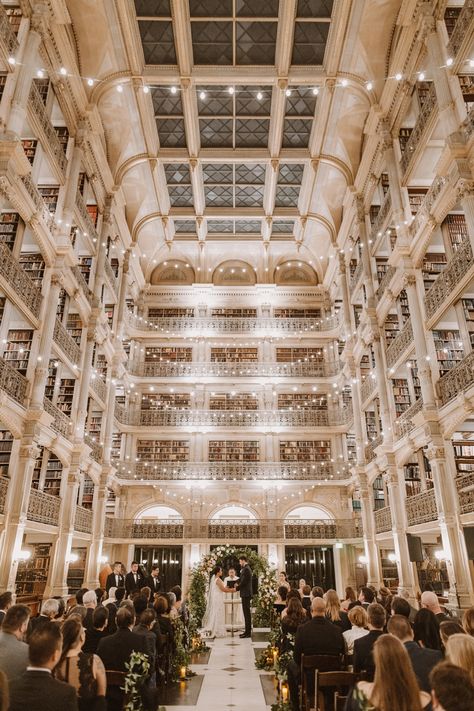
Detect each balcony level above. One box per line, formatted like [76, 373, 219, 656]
[127, 360, 342, 381]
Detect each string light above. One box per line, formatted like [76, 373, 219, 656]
[257, 91, 263, 100]
[59, 67, 67, 76]
[87, 77, 94, 86]
[366, 81, 373, 91]
[170, 86, 177, 94]
[285, 88, 292, 96]
[143, 85, 149, 94]
[8, 56, 15, 65]
[395, 72, 402, 81]
[116, 84, 123, 93]
[228, 86, 234, 95]
[446, 57, 453, 67]
[36, 69, 45, 79]
[418, 71, 425, 81]
[312, 87, 319, 95]
[199, 90, 206, 100]
[341, 78, 348, 87]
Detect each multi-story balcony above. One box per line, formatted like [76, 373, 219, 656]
[400, 83, 437, 177]
[53, 318, 81, 367]
[116, 407, 352, 429]
[90, 375, 107, 404]
[424, 238, 473, 324]
[375, 266, 396, 301]
[71, 266, 94, 306]
[0, 356, 28, 405]
[365, 434, 383, 463]
[84, 434, 102, 464]
[126, 312, 340, 336]
[437, 351, 474, 406]
[113, 460, 351, 483]
[104, 259, 119, 297]
[386, 319, 413, 369]
[349, 261, 364, 294]
[360, 376, 376, 405]
[394, 399, 423, 439]
[0, 3, 19, 65]
[406, 489, 438, 526]
[74, 505, 93, 534]
[43, 398, 72, 438]
[104, 516, 362, 541]
[409, 176, 449, 242]
[28, 81, 67, 178]
[370, 192, 392, 244]
[27, 489, 60, 526]
[459, 488, 474, 514]
[374, 506, 392, 533]
[128, 360, 341, 379]
[447, 0, 474, 64]
[74, 192, 99, 245]
[0, 243, 43, 321]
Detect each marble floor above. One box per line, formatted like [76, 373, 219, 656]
[165, 632, 275, 710]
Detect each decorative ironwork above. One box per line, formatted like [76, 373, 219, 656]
[104, 259, 118, 296]
[375, 506, 392, 533]
[410, 176, 448, 238]
[394, 398, 423, 439]
[0, 3, 19, 59]
[360, 376, 376, 404]
[71, 266, 94, 305]
[464, 105, 474, 139]
[406, 489, 437, 526]
[447, 0, 474, 60]
[400, 84, 437, 175]
[0, 355, 27, 405]
[21, 174, 48, 217]
[84, 434, 102, 463]
[90, 376, 107, 403]
[74, 505, 93, 533]
[53, 318, 81, 365]
[75, 193, 99, 242]
[43, 398, 72, 437]
[130, 360, 341, 378]
[349, 260, 364, 293]
[370, 192, 392, 242]
[0, 243, 42, 318]
[376, 266, 396, 300]
[438, 350, 474, 405]
[113, 460, 350, 482]
[0, 476, 8, 514]
[456, 471, 474, 492]
[424, 238, 473, 321]
[365, 434, 383, 462]
[386, 319, 413, 368]
[28, 82, 67, 175]
[27, 489, 60, 526]
[459, 488, 474, 514]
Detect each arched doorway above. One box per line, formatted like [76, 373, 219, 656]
[133, 505, 184, 590]
[209, 506, 259, 581]
[283, 504, 336, 590]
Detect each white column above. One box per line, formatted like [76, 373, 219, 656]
[44, 468, 79, 597]
[358, 472, 382, 588]
[403, 275, 437, 409]
[30, 274, 63, 409]
[84, 480, 108, 589]
[6, 15, 44, 134]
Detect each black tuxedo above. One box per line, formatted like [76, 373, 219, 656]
[144, 574, 162, 594]
[9, 669, 78, 711]
[353, 629, 384, 680]
[125, 570, 145, 596]
[97, 628, 148, 711]
[404, 640, 443, 692]
[106, 572, 125, 592]
[238, 563, 253, 635]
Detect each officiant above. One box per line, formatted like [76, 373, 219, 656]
[223, 568, 244, 630]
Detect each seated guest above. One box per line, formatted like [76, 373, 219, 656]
[133, 608, 157, 684]
[387, 614, 442, 692]
[83, 590, 97, 631]
[325, 589, 350, 631]
[95, 589, 105, 606]
[66, 606, 87, 624]
[287, 596, 344, 710]
[297, 579, 306, 598]
[346, 634, 431, 710]
[377, 585, 392, 613]
[462, 606, 474, 636]
[0, 669, 7, 711]
[9, 624, 78, 711]
[445, 633, 474, 682]
[414, 608, 442, 651]
[0, 592, 13, 626]
[439, 620, 465, 648]
[97, 607, 147, 711]
[133, 594, 148, 620]
[75, 588, 88, 606]
[353, 602, 385, 680]
[340, 585, 356, 611]
[83, 607, 109, 654]
[357, 586, 375, 609]
[153, 595, 174, 648]
[278, 572, 291, 591]
[280, 598, 308, 651]
[0, 604, 30, 681]
[104, 587, 125, 634]
[274, 585, 288, 615]
[166, 592, 178, 619]
[140, 586, 152, 608]
[125, 561, 144, 597]
[421, 591, 449, 624]
[281, 589, 301, 619]
[52, 597, 66, 623]
[27, 598, 59, 640]
[343, 605, 369, 655]
[310, 586, 324, 600]
[56, 617, 106, 711]
[300, 585, 311, 613]
[105, 562, 124, 593]
[429, 661, 474, 711]
[391, 595, 412, 620]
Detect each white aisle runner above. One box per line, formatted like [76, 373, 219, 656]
[170, 635, 271, 711]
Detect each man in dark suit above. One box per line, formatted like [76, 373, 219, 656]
[144, 564, 162, 595]
[0, 590, 13, 626]
[9, 623, 78, 711]
[97, 606, 148, 710]
[388, 614, 443, 692]
[125, 560, 145, 596]
[26, 598, 59, 641]
[106, 561, 125, 593]
[287, 596, 344, 711]
[353, 602, 385, 681]
[235, 555, 252, 638]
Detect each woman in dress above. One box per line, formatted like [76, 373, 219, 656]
[278, 572, 291, 591]
[341, 586, 357, 612]
[413, 608, 442, 651]
[201, 566, 234, 638]
[325, 589, 351, 632]
[343, 605, 369, 656]
[446, 633, 474, 682]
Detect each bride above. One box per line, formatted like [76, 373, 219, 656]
[201, 565, 234, 638]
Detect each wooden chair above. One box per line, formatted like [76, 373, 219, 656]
[315, 671, 356, 711]
[334, 692, 349, 711]
[105, 670, 128, 711]
[106, 670, 127, 687]
[300, 654, 343, 711]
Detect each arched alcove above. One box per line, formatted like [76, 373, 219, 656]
[135, 504, 184, 521]
[212, 260, 256, 286]
[284, 504, 333, 521]
[210, 504, 257, 521]
[150, 260, 195, 285]
[274, 260, 318, 286]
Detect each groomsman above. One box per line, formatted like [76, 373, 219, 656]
[144, 564, 162, 595]
[125, 561, 145, 596]
[105, 561, 125, 593]
[236, 555, 253, 638]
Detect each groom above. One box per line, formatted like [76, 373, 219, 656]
[236, 555, 252, 638]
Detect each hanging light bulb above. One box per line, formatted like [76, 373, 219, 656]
[59, 67, 67, 76]
[87, 77, 94, 86]
[366, 81, 373, 91]
[285, 88, 292, 97]
[312, 87, 319, 95]
[418, 72, 425, 81]
[199, 90, 206, 100]
[228, 86, 235, 95]
[170, 86, 177, 94]
[143, 85, 149, 93]
[256, 91, 263, 100]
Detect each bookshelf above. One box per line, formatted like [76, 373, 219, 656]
[210, 347, 258, 363]
[56, 289, 67, 319]
[32, 446, 44, 490]
[5, 6, 22, 34]
[38, 186, 60, 215]
[462, 299, 474, 348]
[432, 329, 463, 375]
[78, 173, 86, 195]
[399, 127, 413, 153]
[22, 139, 38, 165]
[209, 393, 258, 410]
[15, 543, 51, 599]
[94, 353, 108, 379]
[211, 308, 257, 318]
[381, 172, 389, 195]
[43, 454, 62, 496]
[141, 393, 190, 411]
[136, 440, 190, 462]
[0, 74, 6, 104]
[369, 205, 380, 225]
[458, 75, 474, 109]
[0, 212, 21, 250]
[346, 432, 356, 462]
[422, 253, 447, 291]
[57, 379, 75, 417]
[208, 440, 259, 462]
[33, 78, 49, 103]
[353, 304, 362, 327]
[148, 307, 194, 318]
[279, 440, 331, 462]
[0, 429, 13, 477]
[404, 458, 422, 497]
[277, 393, 327, 411]
[444, 214, 467, 251]
[392, 378, 411, 416]
[384, 314, 400, 345]
[0, 298, 5, 326]
[18, 252, 45, 286]
[145, 347, 192, 363]
[105, 488, 116, 516]
[276, 347, 322, 363]
[45, 360, 58, 401]
[66, 314, 83, 345]
[373, 475, 385, 510]
[86, 204, 98, 227]
[66, 547, 86, 594]
[4, 329, 33, 374]
[452, 441, 474, 478]
[407, 188, 428, 213]
[79, 256, 93, 285]
[407, 360, 421, 400]
[399, 290, 409, 323]
[87, 411, 102, 439]
[54, 126, 69, 152]
[375, 258, 388, 282]
[360, 354, 370, 381]
[80, 474, 94, 509]
[111, 431, 123, 460]
[105, 305, 114, 328]
[444, 6, 462, 37]
[274, 307, 322, 318]
[365, 410, 378, 440]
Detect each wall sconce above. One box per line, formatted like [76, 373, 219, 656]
[16, 549, 31, 562]
[388, 553, 398, 563]
[434, 549, 448, 561]
[358, 555, 368, 564]
[67, 553, 79, 563]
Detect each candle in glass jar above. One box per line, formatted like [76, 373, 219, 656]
[180, 666, 187, 680]
[272, 648, 278, 664]
[281, 683, 289, 702]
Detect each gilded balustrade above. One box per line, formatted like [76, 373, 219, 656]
[0, 356, 28, 404]
[406, 489, 438, 526]
[28, 82, 67, 175]
[386, 319, 413, 369]
[349, 261, 364, 293]
[90, 375, 107, 403]
[360, 376, 376, 404]
[374, 506, 392, 533]
[375, 266, 396, 300]
[424, 239, 473, 321]
[75, 193, 99, 242]
[53, 318, 81, 366]
[131, 360, 341, 378]
[447, 0, 474, 60]
[27, 489, 61, 525]
[43, 398, 72, 437]
[0, 476, 8, 514]
[0, 3, 19, 59]
[84, 434, 102, 463]
[74, 505, 93, 533]
[400, 84, 437, 175]
[459, 488, 474, 514]
[370, 192, 392, 242]
[394, 399, 423, 439]
[437, 351, 474, 405]
[119, 408, 351, 428]
[104, 259, 119, 296]
[365, 434, 384, 462]
[0, 243, 42, 318]
[71, 266, 94, 305]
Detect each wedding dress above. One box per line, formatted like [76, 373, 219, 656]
[201, 575, 227, 638]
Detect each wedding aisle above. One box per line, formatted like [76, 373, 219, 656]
[166, 634, 274, 711]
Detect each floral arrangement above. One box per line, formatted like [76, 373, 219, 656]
[123, 651, 150, 711]
[170, 616, 193, 682]
[270, 701, 292, 711]
[255, 627, 281, 670]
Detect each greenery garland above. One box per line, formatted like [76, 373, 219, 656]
[123, 651, 151, 711]
[188, 544, 277, 629]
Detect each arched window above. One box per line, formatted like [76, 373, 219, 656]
[210, 505, 257, 521]
[135, 505, 183, 521]
[284, 504, 332, 521]
[150, 260, 195, 285]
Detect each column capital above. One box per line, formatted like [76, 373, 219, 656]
[456, 179, 474, 202]
[19, 444, 40, 461]
[338, 252, 346, 273]
[417, 2, 437, 39]
[425, 444, 445, 461]
[355, 194, 366, 222]
[377, 119, 393, 151]
[403, 273, 417, 288]
[30, 2, 51, 36]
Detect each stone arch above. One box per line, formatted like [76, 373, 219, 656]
[133, 503, 184, 521]
[150, 260, 195, 285]
[274, 260, 318, 286]
[283, 503, 335, 520]
[208, 503, 259, 521]
[212, 260, 256, 286]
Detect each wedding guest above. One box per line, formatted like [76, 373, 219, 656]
[343, 605, 369, 655]
[140, 586, 152, 607]
[170, 586, 183, 613]
[414, 608, 442, 651]
[421, 591, 449, 624]
[166, 592, 178, 619]
[125, 561, 144, 597]
[144, 564, 162, 595]
[357, 586, 375, 609]
[391, 595, 412, 619]
[56, 617, 106, 711]
[0, 592, 13, 627]
[75, 588, 88, 606]
[300, 585, 311, 613]
[94, 589, 105, 606]
[278, 572, 291, 591]
[445, 633, 474, 682]
[345, 635, 431, 710]
[153, 596, 175, 647]
[377, 585, 393, 615]
[104, 587, 124, 634]
[27, 598, 59, 640]
[311, 585, 324, 599]
[353, 602, 385, 681]
[83, 606, 109, 654]
[429, 662, 474, 711]
[439, 620, 465, 647]
[105, 562, 124, 593]
[0, 604, 30, 681]
[9, 624, 78, 711]
[0, 670, 7, 711]
[388, 614, 442, 692]
[281, 598, 308, 638]
[133, 609, 157, 682]
[83, 590, 97, 631]
[133, 594, 148, 620]
[340, 585, 356, 611]
[274, 586, 288, 616]
[325, 588, 350, 631]
[281, 590, 301, 619]
[52, 597, 66, 623]
[66, 606, 87, 624]
[462, 606, 474, 636]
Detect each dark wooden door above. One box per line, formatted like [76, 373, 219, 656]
[134, 545, 183, 590]
[284, 546, 335, 590]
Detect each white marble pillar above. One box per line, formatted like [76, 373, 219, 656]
[84, 481, 108, 589]
[403, 275, 437, 409]
[358, 472, 382, 588]
[44, 468, 80, 597]
[6, 15, 44, 135]
[30, 273, 63, 409]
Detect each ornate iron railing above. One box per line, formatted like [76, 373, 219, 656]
[20, 174, 49, 219]
[53, 318, 81, 366]
[27, 489, 61, 525]
[74, 505, 93, 533]
[28, 82, 67, 175]
[365, 434, 384, 462]
[400, 83, 437, 175]
[112, 460, 350, 482]
[0, 243, 42, 318]
[410, 176, 449, 238]
[424, 238, 473, 321]
[456, 471, 474, 492]
[465, 105, 474, 140]
[0, 356, 27, 405]
[375, 506, 392, 533]
[459, 488, 474, 514]
[438, 350, 474, 405]
[406, 489, 437, 526]
[0, 3, 19, 59]
[370, 192, 392, 241]
[104, 259, 118, 296]
[360, 376, 376, 404]
[75, 193, 99, 242]
[394, 399, 423, 439]
[84, 434, 102, 463]
[90, 375, 107, 403]
[349, 261, 364, 293]
[386, 319, 413, 368]
[376, 266, 396, 300]
[43, 398, 72, 437]
[0, 476, 8, 514]
[447, 0, 474, 60]
[71, 266, 94, 305]
[129, 360, 341, 378]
